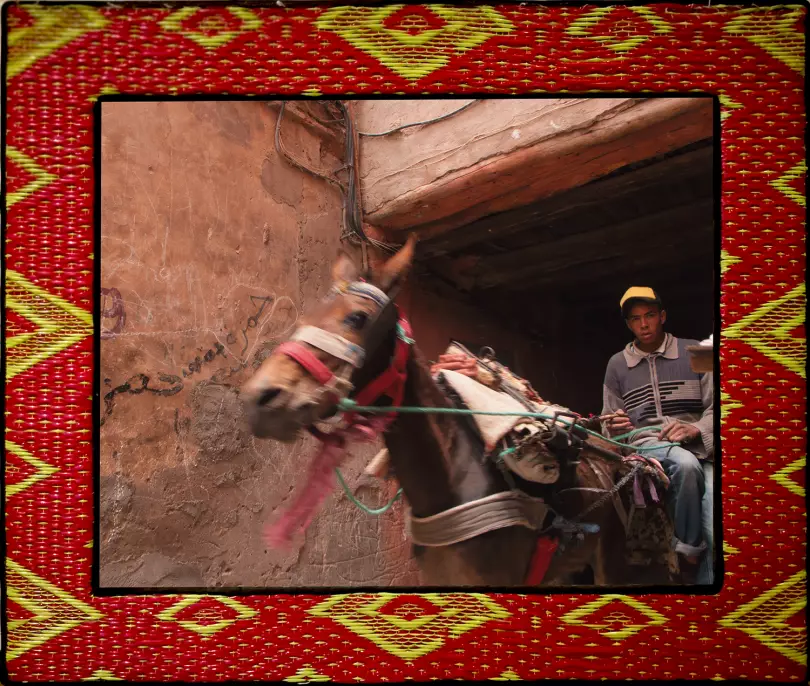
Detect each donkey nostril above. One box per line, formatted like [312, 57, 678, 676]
[257, 388, 282, 407]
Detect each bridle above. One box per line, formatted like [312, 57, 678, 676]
[271, 279, 414, 436]
[262, 279, 414, 549]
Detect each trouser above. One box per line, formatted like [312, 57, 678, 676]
[641, 442, 707, 562]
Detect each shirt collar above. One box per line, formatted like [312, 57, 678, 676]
[623, 333, 678, 367]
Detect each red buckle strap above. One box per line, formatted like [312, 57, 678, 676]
[274, 308, 414, 428]
[349, 309, 412, 421]
[525, 535, 559, 585]
[275, 341, 337, 387]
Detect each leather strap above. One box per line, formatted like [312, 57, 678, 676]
[408, 490, 550, 547]
[291, 326, 365, 366]
[274, 341, 336, 386]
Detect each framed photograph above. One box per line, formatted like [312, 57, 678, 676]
[3, 2, 806, 683]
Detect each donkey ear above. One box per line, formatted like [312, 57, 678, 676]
[332, 250, 359, 284]
[378, 233, 417, 293]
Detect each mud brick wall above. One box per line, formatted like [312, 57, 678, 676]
[99, 101, 423, 589]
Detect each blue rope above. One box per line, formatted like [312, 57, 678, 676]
[337, 398, 679, 452]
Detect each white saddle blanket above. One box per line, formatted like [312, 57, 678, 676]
[437, 369, 573, 452]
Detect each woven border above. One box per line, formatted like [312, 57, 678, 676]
[2, 2, 806, 683]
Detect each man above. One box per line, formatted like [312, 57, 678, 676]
[602, 287, 714, 584]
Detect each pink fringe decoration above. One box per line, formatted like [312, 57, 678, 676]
[264, 417, 392, 548]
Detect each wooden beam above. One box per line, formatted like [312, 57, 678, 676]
[371, 97, 714, 237]
[496, 245, 714, 293]
[468, 198, 714, 290]
[416, 142, 713, 259]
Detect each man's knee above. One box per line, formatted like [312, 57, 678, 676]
[658, 446, 701, 472]
[656, 447, 705, 495]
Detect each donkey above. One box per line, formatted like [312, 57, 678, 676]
[241, 236, 673, 587]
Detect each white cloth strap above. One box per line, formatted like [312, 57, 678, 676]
[291, 326, 366, 367]
[346, 282, 390, 308]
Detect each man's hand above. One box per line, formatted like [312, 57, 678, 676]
[430, 353, 478, 378]
[658, 421, 701, 444]
[605, 409, 634, 437]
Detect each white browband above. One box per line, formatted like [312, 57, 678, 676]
[294, 281, 390, 368]
[343, 282, 390, 309]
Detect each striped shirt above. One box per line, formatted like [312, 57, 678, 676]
[601, 333, 714, 460]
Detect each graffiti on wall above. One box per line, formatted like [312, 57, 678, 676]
[100, 289, 297, 426]
[101, 287, 126, 338]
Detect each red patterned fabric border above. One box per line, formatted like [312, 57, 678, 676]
[3, 3, 806, 683]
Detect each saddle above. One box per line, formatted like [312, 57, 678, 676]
[434, 343, 676, 572]
[435, 341, 595, 485]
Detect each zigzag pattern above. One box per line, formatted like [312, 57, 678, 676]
[2, 3, 805, 683]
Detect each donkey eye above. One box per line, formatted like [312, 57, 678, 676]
[343, 311, 369, 330]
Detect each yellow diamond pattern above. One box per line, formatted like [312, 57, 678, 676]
[283, 666, 331, 683]
[5, 440, 58, 497]
[6, 5, 109, 80]
[724, 7, 805, 75]
[308, 593, 510, 660]
[561, 594, 668, 640]
[316, 5, 513, 80]
[5, 147, 57, 209]
[492, 668, 521, 680]
[159, 7, 262, 49]
[5, 270, 93, 381]
[156, 595, 258, 636]
[723, 283, 806, 379]
[720, 248, 743, 276]
[718, 95, 744, 122]
[88, 85, 121, 104]
[83, 670, 123, 681]
[770, 457, 805, 498]
[770, 161, 806, 208]
[719, 570, 806, 665]
[565, 6, 672, 53]
[6, 560, 103, 661]
[720, 390, 743, 426]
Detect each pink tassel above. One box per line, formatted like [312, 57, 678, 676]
[264, 416, 394, 549]
[633, 472, 646, 507]
[647, 477, 659, 503]
[264, 436, 346, 549]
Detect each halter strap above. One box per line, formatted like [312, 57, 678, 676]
[291, 326, 365, 367]
[345, 309, 412, 426]
[274, 341, 337, 387]
[345, 282, 390, 308]
[272, 276, 412, 414]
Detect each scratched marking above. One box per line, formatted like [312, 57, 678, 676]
[99, 290, 299, 425]
[101, 373, 184, 426]
[100, 287, 126, 338]
[239, 295, 274, 356]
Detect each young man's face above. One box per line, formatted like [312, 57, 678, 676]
[626, 302, 666, 348]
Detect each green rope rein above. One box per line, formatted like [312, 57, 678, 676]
[333, 399, 678, 516]
[338, 398, 678, 452]
[334, 466, 403, 515]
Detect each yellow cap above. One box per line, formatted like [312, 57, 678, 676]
[620, 287, 662, 317]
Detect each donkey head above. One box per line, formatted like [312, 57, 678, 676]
[241, 235, 417, 441]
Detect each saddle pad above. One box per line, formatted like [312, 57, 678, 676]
[437, 369, 532, 451]
[437, 369, 573, 452]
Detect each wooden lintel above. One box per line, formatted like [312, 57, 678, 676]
[368, 98, 713, 240]
[418, 142, 713, 259]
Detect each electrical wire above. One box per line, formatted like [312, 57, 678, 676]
[358, 100, 480, 137]
[271, 100, 403, 257]
[273, 101, 347, 194]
